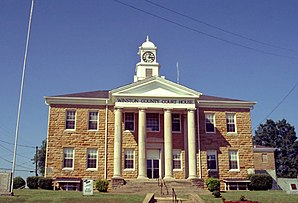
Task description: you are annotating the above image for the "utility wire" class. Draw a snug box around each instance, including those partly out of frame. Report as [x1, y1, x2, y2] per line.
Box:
[0, 167, 33, 172]
[0, 143, 33, 160]
[0, 139, 35, 149]
[253, 81, 298, 130]
[0, 156, 34, 171]
[114, 0, 298, 60]
[144, 0, 298, 53]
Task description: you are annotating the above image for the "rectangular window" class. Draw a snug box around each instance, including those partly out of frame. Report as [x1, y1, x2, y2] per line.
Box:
[207, 150, 217, 171]
[124, 149, 134, 169]
[88, 112, 98, 130]
[290, 184, 297, 190]
[124, 112, 134, 131]
[146, 113, 159, 131]
[146, 69, 152, 77]
[226, 113, 236, 133]
[172, 113, 181, 132]
[63, 148, 74, 169]
[262, 153, 268, 163]
[66, 110, 76, 130]
[87, 149, 97, 169]
[229, 150, 239, 170]
[173, 150, 182, 170]
[205, 113, 215, 133]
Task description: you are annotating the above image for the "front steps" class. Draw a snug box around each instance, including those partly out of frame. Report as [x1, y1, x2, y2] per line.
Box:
[110, 179, 207, 202]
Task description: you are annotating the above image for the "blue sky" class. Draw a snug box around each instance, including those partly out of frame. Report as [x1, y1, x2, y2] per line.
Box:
[0, 0, 297, 178]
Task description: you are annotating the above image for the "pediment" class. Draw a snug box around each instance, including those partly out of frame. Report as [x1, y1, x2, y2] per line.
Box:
[111, 76, 201, 98]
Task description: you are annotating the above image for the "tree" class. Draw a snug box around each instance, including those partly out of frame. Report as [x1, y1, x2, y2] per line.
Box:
[33, 138, 46, 176]
[254, 119, 298, 178]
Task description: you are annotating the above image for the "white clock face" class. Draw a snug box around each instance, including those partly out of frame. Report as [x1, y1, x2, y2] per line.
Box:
[142, 51, 155, 63]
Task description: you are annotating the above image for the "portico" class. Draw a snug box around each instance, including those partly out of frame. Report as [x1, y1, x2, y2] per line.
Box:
[111, 78, 201, 180]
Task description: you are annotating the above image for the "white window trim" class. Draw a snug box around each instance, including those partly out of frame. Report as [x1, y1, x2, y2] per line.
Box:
[172, 113, 181, 133]
[124, 149, 135, 171]
[65, 110, 76, 131]
[226, 112, 237, 134]
[124, 112, 135, 132]
[146, 113, 160, 132]
[88, 111, 99, 131]
[205, 113, 216, 134]
[173, 149, 182, 171]
[262, 153, 268, 163]
[207, 150, 218, 171]
[86, 148, 98, 170]
[229, 150, 240, 172]
[290, 183, 298, 191]
[63, 148, 74, 170]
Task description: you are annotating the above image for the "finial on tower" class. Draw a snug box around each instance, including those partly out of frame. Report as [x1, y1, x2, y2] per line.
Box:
[146, 35, 149, 42]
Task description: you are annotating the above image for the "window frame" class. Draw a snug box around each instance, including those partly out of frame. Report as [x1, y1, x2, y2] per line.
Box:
[173, 149, 182, 171]
[65, 110, 76, 130]
[229, 150, 239, 171]
[86, 148, 98, 170]
[207, 150, 218, 171]
[205, 113, 215, 133]
[124, 112, 135, 131]
[124, 149, 135, 170]
[146, 68, 153, 77]
[290, 183, 297, 191]
[63, 148, 74, 170]
[262, 153, 268, 163]
[172, 113, 181, 133]
[226, 113, 237, 133]
[88, 111, 98, 131]
[146, 113, 160, 132]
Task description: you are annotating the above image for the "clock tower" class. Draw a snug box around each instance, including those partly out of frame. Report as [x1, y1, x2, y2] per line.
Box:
[134, 36, 160, 82]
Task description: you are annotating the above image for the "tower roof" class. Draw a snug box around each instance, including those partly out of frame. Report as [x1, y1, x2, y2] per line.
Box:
[141, 36, 155, 48]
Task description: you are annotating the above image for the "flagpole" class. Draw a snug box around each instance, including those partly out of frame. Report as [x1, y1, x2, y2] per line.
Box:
[176, 61, 179, 84]
[11, 0, 35, 193]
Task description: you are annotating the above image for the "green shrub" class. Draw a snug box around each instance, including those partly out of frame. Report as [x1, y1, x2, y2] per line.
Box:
[206, 177, 220, 192]
[38, 177, 53, 190]
[27, 176, 40, 189]
[13, 176, 25, 189]
[95, 179, 109, 192]
[212, 190, 221, 198]
[249, 174, 273, 190]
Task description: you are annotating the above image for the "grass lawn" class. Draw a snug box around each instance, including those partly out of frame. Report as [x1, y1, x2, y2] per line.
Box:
[199, 190, 298, 203]
[0, 189, 145, 203]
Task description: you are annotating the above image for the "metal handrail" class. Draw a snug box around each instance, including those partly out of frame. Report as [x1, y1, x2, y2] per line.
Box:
[172, 188, 177, 203]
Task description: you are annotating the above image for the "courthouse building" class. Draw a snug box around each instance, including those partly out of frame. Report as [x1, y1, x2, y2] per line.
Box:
[44, 37, 256, 190]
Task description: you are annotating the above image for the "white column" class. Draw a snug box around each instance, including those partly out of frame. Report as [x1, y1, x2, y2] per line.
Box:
[183, 114, 189, 178]
[187, 108, 197, 179]
[164, 109, 173, 179]
[138, 108, 148, 179]
[113, 107, 122, 178]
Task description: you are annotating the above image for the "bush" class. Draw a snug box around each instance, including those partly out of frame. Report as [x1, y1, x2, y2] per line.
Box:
[27, 176, 40, 189]
[206, 177, 220, 192]
[212, 190, 221, 198]
[13, 176, 25, 189]
[95, 179, 109, 192]
[249, 174, 273, 190]
[38, 177, 53, 190]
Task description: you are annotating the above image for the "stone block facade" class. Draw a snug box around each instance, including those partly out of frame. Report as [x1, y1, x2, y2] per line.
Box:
[45, 104, 254, 189]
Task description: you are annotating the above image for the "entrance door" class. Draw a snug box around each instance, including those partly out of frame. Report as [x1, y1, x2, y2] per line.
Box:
[147, 159, 159, 179]
[147, 150, 160, 179]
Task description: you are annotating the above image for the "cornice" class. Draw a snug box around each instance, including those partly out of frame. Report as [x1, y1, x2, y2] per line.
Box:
[44, 96, 110, 106]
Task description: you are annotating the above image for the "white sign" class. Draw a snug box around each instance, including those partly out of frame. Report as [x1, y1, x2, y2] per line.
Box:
[116, 98, 194, 104]
[83, 179, 93, 196]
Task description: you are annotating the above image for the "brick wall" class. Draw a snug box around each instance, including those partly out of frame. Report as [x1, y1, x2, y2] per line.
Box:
[199, 108, 254, 184]
[46, 104, 254, 185]
[253, 151, 275, 170]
